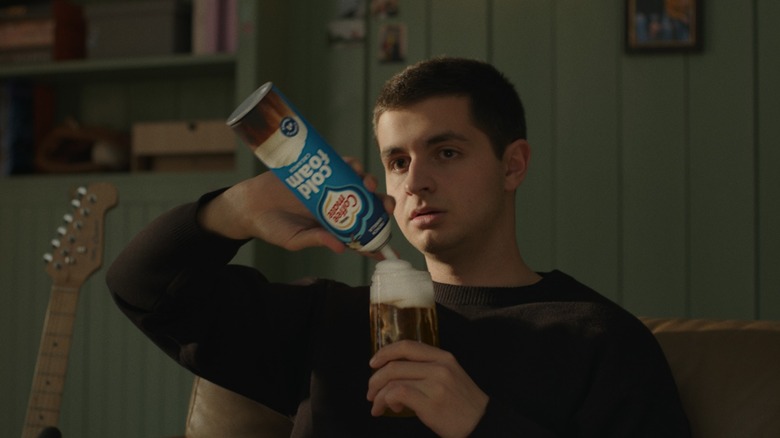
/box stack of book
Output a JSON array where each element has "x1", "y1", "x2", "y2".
[{"x1": 0, "y1": 0, "x2": 85, "y2": 64}]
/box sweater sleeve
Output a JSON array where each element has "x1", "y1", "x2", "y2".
[
  {"x1": 105, "y1": 190, "x2": 319, "y2": 415},
  {"x1": 106, "y1": 189, "x2": 245, "y2": 312}
]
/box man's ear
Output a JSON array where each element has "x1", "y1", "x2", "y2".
[{"x1": 503, "y1": 139, "x2": 531, "y2": 191}]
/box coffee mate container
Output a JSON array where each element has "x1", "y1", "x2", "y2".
[{"x1": 227, "y1": 82, "x2": 392, "y2": 252}]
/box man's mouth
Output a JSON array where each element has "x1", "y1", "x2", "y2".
[{"x1": 409, "y1": 207, "x2": 444, "y2": 226}]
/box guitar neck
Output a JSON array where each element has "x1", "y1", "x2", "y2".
[
  {"x1": 21, "y1": 284, "x2": 81, "y2": 438},
  {"x1": 22, "y1": 182, "x2": 117, "y2": 438}
]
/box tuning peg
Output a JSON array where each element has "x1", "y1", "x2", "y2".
[
  {"x1": 63, "y1": 214, "x2": 74, "y2": 223},
  {"x1": 76, "y1": 186, "x2": 87, "y2": 197},
  {"x1": 57, "y1": 226, "x2": 67, "y2": 236},
  {"x1": 43, "y1": 253, "x2": 53, "y2": 263},
  {"x1": 51, "y1": 238, "x2": 61, "y2": 248}
]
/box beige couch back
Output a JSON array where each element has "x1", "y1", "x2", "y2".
[
  {"x1": 184, "y1": 318, "x2": 780, "y2": 438},
  {"x1": 641, "y1": 317, "x2": 780, "y2": 438}
]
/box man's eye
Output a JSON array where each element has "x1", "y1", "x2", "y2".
[
  {"x1": 440, "y1": 149, "x2": 458, "y2": 159},
  {"x1": 390, "y1": 158, "x2": 409, "y2": 170}
]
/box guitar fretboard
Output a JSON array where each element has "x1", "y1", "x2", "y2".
[{"x1": 22, "y1": 285, "x2": 80, "y2": 438}]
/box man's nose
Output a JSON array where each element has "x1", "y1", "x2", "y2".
[{"x1": 404, "y1": 160, "x2": 435, "y2": 195}]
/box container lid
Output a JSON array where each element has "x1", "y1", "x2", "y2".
[{"x1": 226, "y1": 82, "x2": 274, "y2": 128}]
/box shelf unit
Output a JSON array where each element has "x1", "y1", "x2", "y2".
[
  {"x1": 0, "y1": 0, "x2": 266, "y2": 249},
  {"x1": 0, "y1": 3, "x2": 279, "y2": 436},
  {"x1": 0, "y1": 53, "x2": 237, "y2": 81}
]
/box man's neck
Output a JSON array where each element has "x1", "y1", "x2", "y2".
[{"x1": 425, "y1": 246, "x2": 541, "y2": 287}]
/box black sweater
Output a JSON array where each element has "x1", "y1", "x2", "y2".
[{"x1": 106, "y1": 198, "x2": 690, "y2": 437}]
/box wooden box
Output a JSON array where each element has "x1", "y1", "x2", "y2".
[{"x1": 131, "y1": 120, "x2": 235, "y2": 172}]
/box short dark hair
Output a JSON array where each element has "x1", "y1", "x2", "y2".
[{"x1": 373, "y1": 57, "x2": 526, "y2": 158}]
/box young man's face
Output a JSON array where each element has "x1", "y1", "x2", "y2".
[{"x1": 376, "y1": 96, "x2": 513, "y2": 259}]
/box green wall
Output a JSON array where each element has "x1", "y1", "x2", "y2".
[
  {"x1": 2, "y1": 0, "x2": 779, "y2": 436},
  {"x1": 271, "y1": 0, "x2": 780, "y2": 322}
]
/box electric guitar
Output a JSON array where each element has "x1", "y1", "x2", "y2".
[{"x1": 21, "y1": 182, "x2": 118, "y2": 438}]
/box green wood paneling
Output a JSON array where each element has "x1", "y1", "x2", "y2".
[
  {"x1": 758, "y1": 0, "x2": 780, "y2": 320},
  {"x1": 688, "y1": 0, "x2": 756, "y2": 319},
  {"x1": 620, "y1": 57, "x2": 689, "y2": 317},
  {"x1": 554, "y1": 0, "x2": 622, "y2": 301},
  {"x1": 493, "y1": 0, "x2": 557, "y2": 272},
  {"x1": 177, "y1": 76, "x2": 236, "y2": 120},
  {"x1": 430, "y1": 0, "x2": 488, "y2": 59}
]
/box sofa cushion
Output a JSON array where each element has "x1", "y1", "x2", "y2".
[
  {"x1": 642, "y1": 317, "x2": 780, "y2": 438},
  {"x1": 185, "y1": 377, "x2": 293, "y2": 438}
]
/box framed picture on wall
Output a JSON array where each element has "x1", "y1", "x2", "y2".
[{"x1": 626, "y1": 0, "x2": 702, "y2": 53}]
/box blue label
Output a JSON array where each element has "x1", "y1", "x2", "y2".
[{"x1": 270, "y1": 114, "x2": 389, "y2": 250}]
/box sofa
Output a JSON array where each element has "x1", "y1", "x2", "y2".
[{"x1": 180, "y1": 317, "x2": 780, "y2": 437}]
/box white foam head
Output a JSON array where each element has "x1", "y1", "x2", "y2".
[{"x1": 370, "y1": 259, "x2": 434, "y2": 308}]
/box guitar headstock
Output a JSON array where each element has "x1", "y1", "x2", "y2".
[{"x1": 44, "y1": 182, "x2": 118, "y2": 286}]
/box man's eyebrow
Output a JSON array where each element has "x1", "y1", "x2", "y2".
[
  {"x1": 380, "y1": 131, "x2": 469, "y2": 159},
  {"x1": 426, "y1": 131, "x2": 469, "y2": 145},
  {"x1": 380, "y1": 146, "x2": 404, "y2": 160}
]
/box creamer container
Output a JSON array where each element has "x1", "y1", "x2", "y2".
[{"x1": 227, "y1": 82, "x2": 391, "y2": 252}]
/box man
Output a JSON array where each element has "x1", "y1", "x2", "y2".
[{"x1": 107, "y1": 57, "x2": 690, "y2": 437}]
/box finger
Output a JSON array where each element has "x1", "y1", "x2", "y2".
[
  {"x1": 312, "y1": 230, "x2": 347, "y2": 253},
  {"x1": 343, "y1": 156, "x2": 365, "y2": 175},
  {"x1": 367, "y1": 359, "x2": 430, "y2": 401},
  {"x1": 370, "y1": 340, "x2": 442, "y2": 369},
  {"x1": 370, "y1": 379, "x2": 426, "y2": 416},
  {"x1": 343, "y1": 156, "x2": 380, "y2": 193},
  {"x1": 380, "y1": 193, "x2": 396, "y2": 215},
  {"x1": 280, "y1": 225, "x2": 345, "y2": 253}
]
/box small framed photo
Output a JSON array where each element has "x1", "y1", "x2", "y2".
[
  {"x1": 626, "y1": 0, "x2": 702, "y2": 53},
  {"x1": 378, "y1": 23, "x2": 407, "y2": 63}
]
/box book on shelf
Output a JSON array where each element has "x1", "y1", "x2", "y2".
[
  {"x1": 1, "y1": 81, "x2": 34, "y2": 175},
  {"x1": 0, "y1": 80, "x2": 54, "y2": 175},
  {"x1": 191, "y1": 0, "x2": 237, "y2": 55},
  {"x1": 0, "y1": 0, "x2": 85, "y2": 64}
]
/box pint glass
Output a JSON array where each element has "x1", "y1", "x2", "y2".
[{"x1": 370, "y1": 259, "x2": 439, "y2": 417}]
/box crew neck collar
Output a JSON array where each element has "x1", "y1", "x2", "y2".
[{"x1": 433, "y1": 270, "x2": 563, "y2": 306}]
